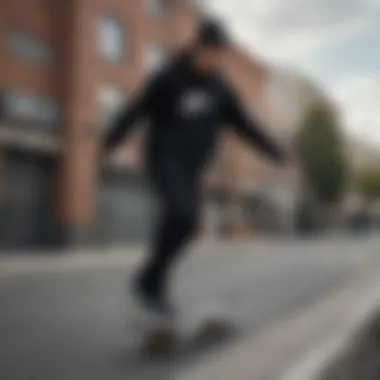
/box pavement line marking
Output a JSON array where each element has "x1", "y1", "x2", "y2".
[
  {"x1": 281, "y1": 284, "x2": 380, "y2": 380},
  {"x1": 281, "y1": 340, "x2": 339, "y2": 380}
]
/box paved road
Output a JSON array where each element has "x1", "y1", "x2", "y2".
[{"x1": 0, "y1": 237, "x2": 379, "y2": 380}]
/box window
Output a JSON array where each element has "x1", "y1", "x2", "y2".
[
  {"x1": 146, "y1": 0, "x2": 166, "y2": 17},
  {"x1": 8, "y1": 29, "x2": 53, "y2": 64},
  {"x1": 99, "y1": 84, "x2": 126, "y2": 126},
  {"x1": 3, "y1": 90, "x2": 60, "y2": 126},
  {"x1": 145, "y1": 44, "x2": 166, "y2": 73},
  {"x1": 99, "y1": 16, "x2": 125, "y2": 61}
]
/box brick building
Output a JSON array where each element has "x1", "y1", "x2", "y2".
[{"x1": 0, "y1": 0, "x2": 283, "y2": 249}]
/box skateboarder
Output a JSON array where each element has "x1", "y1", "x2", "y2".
[{"x1": 102, "y1": 18, "x2": 287, "y2": 320}]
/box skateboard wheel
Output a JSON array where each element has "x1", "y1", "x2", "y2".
[{"x1": 144, "y1": 329, "x2": 179, "y2": 354}]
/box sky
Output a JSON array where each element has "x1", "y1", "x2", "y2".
[{"x1": 205, "y1": 0, "x2": 380, "y2": 146}]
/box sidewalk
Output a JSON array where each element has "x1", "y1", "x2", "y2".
[
  {"x1": 1, "y1": 236, "x2": 379, "y2": 279},
  {"x1": 0, "y1": 246, "x2": 143, "y2": 279}
]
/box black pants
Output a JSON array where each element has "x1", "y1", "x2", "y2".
[{"x1": 138, "y1": 158, "x2": 201, "y2": 300}]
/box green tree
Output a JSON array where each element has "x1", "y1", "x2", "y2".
[
  {"x1": 357, "y1": 166, "x2": 380, "y2": 200},
  {"x1": 296, "y1": 103, "x2": 349, "y2": 204}
]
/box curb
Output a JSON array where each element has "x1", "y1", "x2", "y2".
[
  {"x1": 0, "y1": 240, "x2": 233, "y2": 279},
  {"x1": 282, "y1": 279, "x2": 380, "y2": 380},
  {"x1": 178, "y1": 259, "x2": 380, "y2": 380}
]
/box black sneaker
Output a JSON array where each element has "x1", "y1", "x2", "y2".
[{"x1": 130, "y1": 277, "x2": 177, "y2": 322}]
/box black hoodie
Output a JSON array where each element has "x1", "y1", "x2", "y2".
[{"x1": 105, "y1": 53, "x2": 285, "y2": 173}]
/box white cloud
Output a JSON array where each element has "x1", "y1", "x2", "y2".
[
  {"x1": 331, "y1": 74, "x2": 380, "y2": 145},
  {"x1": 205, "y1": 0, "x2": 378, "y2": 62},
  {"x1": 202, "y1": 0, "x2": 380, "y2": 146}
]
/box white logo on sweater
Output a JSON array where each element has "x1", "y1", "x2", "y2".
[{"x1": 179, "y1": 90, "x2": 213, "y2": 117}]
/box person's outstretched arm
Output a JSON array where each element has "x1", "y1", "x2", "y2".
[
  {"x1": 223, "y1": 84, "x2": 286, "y2": 165},
  {"x1": 103, "y1": 73, "x2": 163, "y2": 153}
]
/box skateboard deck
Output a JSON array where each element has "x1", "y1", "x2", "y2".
[
  {"x1": 140, "y1": 306, "x2": 236, "y2": 354},
  {"x1": 144, "y1": 317, "x2": 234, "y2": 354}
]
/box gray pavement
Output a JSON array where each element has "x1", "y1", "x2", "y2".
[{"x1": 0, "y1": 236, "x2": 379, "y2": 380}]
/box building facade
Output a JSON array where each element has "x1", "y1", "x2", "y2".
[{"x1": 0, "y1": 0, "x2": 284, "y2": 249}]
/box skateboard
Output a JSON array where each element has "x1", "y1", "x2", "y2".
[{"x1": 139, "y1": 304, "x2": 236, "y2": 354}]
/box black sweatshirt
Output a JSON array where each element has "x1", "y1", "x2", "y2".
[{"x1": 105, "y1": 54, "x2": 285, "y2": 172}]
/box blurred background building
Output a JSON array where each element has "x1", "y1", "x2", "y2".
[{"x1": 0, "y1": 0, "x2": 300, "y2": 250}]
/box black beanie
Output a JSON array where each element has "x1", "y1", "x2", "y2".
[{"x1": 196, "y1": 18, "x2": 230, "y2": 47}]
